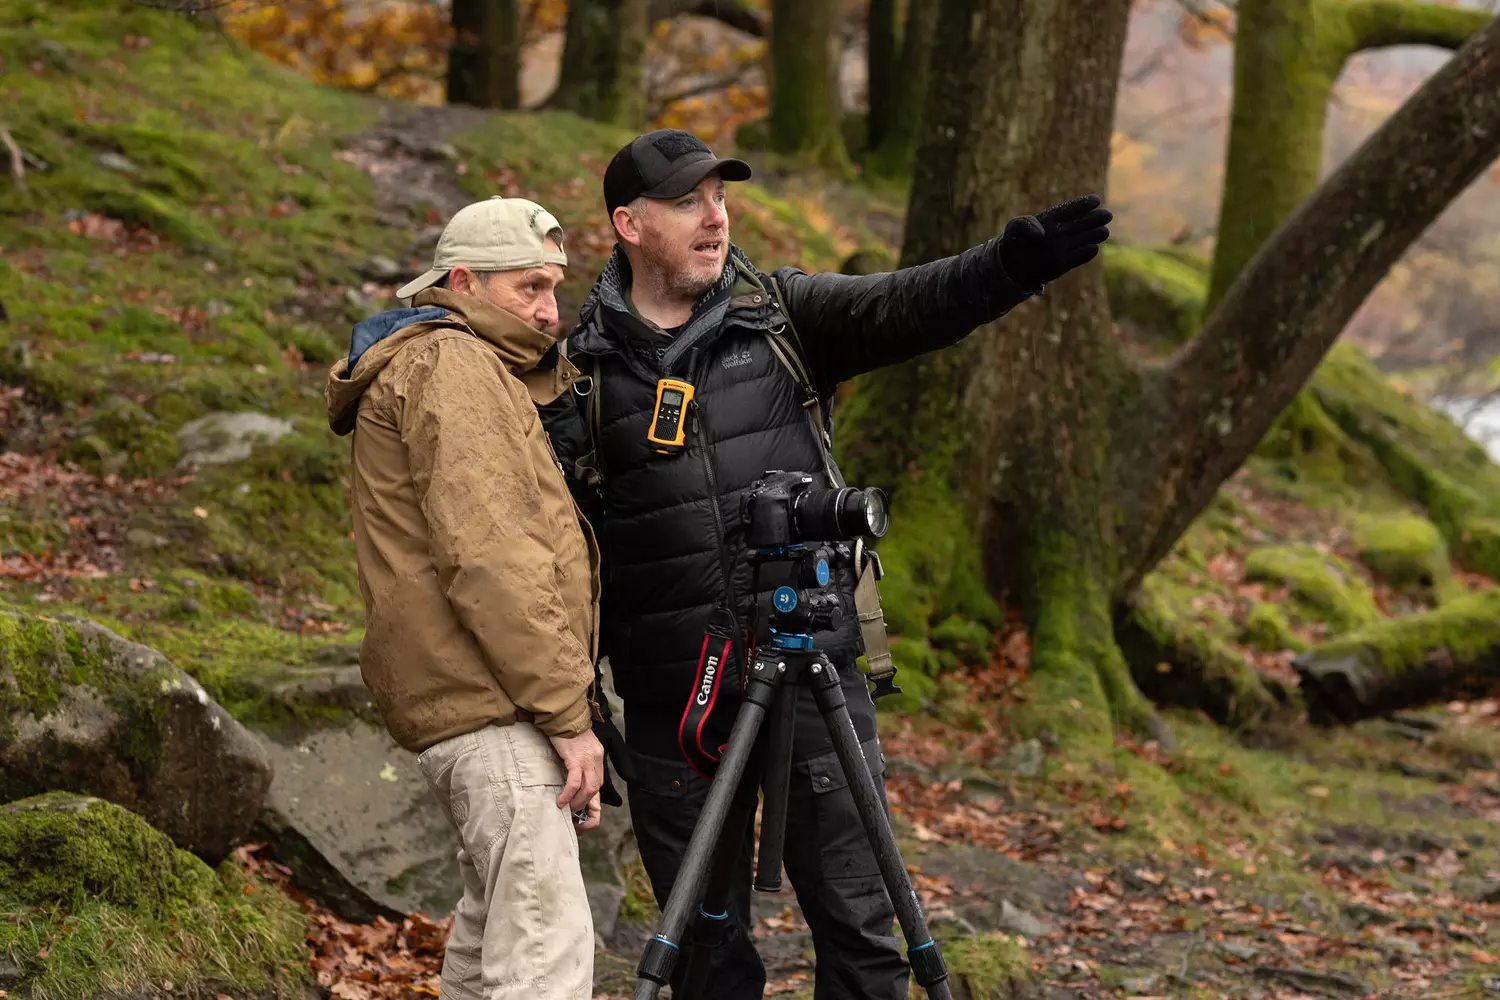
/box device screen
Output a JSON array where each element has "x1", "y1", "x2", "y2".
[{"x1": 661, "y1": 389, "x2": 684, "y2": 407}]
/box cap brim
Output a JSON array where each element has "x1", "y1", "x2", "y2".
[
  {"x1": 395, "y1": 267, "x2": 448, "y2": 300},
  {"x1": 644, "y1": 156, "x2": 753, "y2": 200}
]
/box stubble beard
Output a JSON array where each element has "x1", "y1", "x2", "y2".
[{"x1": 638, "y1": 237, "x2": 726, "y2": 305}]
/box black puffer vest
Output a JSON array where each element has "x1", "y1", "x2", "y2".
[{"x1": 556, "y1": 248, "x2": 863, "y2": 733}]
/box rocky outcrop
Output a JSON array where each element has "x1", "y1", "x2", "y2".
[
  {"x1": 0, "y1": 613, "x2": 273, "y2": 864},
  {"x1": 250, "y1": 718, "x2": 634, "y2": 938}
]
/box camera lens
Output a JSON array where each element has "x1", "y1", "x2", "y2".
[{"x1": 792, "y1": 487, "x2": 890, "y2": 541}]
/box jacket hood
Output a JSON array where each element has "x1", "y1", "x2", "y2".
[{"x1": 325, "y1": 287, "x2": 564, "y2": 435}]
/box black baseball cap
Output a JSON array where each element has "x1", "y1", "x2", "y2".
[{"x1": 603, "y1": 129, "x2": 752, "y2": 215}]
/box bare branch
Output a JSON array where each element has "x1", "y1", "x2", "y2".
[
  {"x1": 0, "y1": 127, "x2": 25, "y2": 193},
  {"x1": 650, "y1": 0, "x2": 767, "y2": 36},
  {"x1": 1344, "y1": 0, "x2": 1492, "y2": 54},
  {"x1": 1116, "y1": 14, "x2": 1500, "y2": 597}
]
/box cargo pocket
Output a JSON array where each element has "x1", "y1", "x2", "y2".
[{"x1": 794, "y1": 739, "x2": 887, "y2": 880}]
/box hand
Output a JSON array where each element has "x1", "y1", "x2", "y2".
[
  {"x1": 574, "y1": 793, "x2": 602, "y2": 834},
  {"x1": 549, "y1": 729, "x2": 604, "y2": 813},
  {"x1": 998, "y1": 194, "x2": 1113, "y2": 289}
]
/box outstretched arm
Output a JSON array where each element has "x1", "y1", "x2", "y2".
[{"x1": 777, "y1": 195, "x2": 1111, "y2": 388}]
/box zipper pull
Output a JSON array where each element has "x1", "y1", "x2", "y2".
[{"x1": 688, "y1": 399, "x2": 702, "y2": 436}]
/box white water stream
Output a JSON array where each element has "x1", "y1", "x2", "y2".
[{"x1": 1433, "y1": 396, "x2": 1500, "y2": 464}]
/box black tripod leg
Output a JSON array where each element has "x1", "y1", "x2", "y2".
[
  {"x1": 754, "y1": 674, "x2": 798, "y2": 892},
  {"x1": 678, "y1": 780, "x2": 758, "y2": 998},
  {"x1": 806, "y1": 657, "x2": 952, "y2": 1000},
  {"x1": 633, "y1": 657, "x2": 786, "y2": 1000}
]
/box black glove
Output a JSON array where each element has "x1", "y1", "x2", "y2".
[{"x1": 997, "y1": 194, "x2": 1113, "y2": 290}]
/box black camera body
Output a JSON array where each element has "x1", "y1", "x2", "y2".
[
  {"x1": 741, "y1": 471, "x2": 888, "y2": 649},
  {"x1": 741, "y1": 471, "x2": 889, "y2": 550}
]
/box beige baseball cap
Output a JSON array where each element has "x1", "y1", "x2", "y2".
[{"x1": 397, "y1": 196, "x2": 569, "y2": 300}]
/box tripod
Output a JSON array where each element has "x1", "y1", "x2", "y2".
[{"x1": 631, "y1": 634, "x2": 952, "y2": 999}]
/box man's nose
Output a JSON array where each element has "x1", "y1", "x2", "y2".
[
  {"x1": 536, "y1": 291, "x2": 559, "y2": 331},
  {"x1": 704, "y1": 199, "x2": 727, "y2": 230}
]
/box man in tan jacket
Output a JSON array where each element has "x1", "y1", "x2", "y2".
[{"x1": 326, "y1": 197, "x2": 603, "y2": 1000}]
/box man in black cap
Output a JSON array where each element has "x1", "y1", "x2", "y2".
[{"x1": 545, "y1": 129, "x2": 1110, "y2": 999}]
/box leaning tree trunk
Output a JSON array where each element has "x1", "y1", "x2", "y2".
[
  {"x1": 548, "y1": 0, "x2": 651, "y2": 125},
  {"x1": 1207, "y1": 0, "x2": 1490, "y2": 311},
  {"x1": 865, "y1": 0, "x2": 939, "y2": 176},
  {"x1": 447, "y1": 0, "x2": 522, "y2": 109},
  {"x1": 840, "y1": 5, "x2": 1500, "y2": 743},
  {"x1": 768, "y1": 0, "x2": 853, "y2": 174}
]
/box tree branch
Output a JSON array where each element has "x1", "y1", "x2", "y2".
[
  {"x1": 1116, "y1": 14, "x2": 1500, "y2": 600},
  {"x1": 0, "y1": 127, "x2": 25, "y2": 193},
  {"x1": 1343, "y1": 0, "x2": 1491, "y2": 53},
  {"x1": 649, "y1": 0, "x2": 767, "y2": 37}
]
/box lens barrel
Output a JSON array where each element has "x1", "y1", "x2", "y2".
[{"x1": 792, "y1": 487, "x2": 889, "y2": 541}]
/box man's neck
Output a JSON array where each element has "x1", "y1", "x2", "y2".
[{"x1": 627, "y1": 279, "x2": 696, "y2": 331}]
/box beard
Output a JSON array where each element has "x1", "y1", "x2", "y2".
[{"x1": 637, "y1": 233, "x2": 727, "y2": 303}]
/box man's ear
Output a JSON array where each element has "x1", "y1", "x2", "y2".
[
  {"x1": 612, "y1": 205, "x2": 643, "y2": 248},
  {"x1": 448, "y1": 265, "x2": 477, "y2": 296}
]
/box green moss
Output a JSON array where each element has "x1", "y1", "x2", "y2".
[
  {"x1": 1241, "y1": 602, "x2": 1305, "y2": 653},
  {"x1": 1119, "y1": 575, "x2": 1283, "y2": 727},
  {"x1": 877, "y1": 638, "x2": 941, "y2": 715},
  {"x1": 930, "y1": 615, "x2": 994, "y2": 666},
  {"x1": 1311, "y1": 345, "x2": 1500, "y2": 569},
  {"x1": 616, "y1": 855, "x2": 659, "y2": 923},
  {"x1": 1243, "y1": 544, "x2": 1382, "y2": 633},
  {"x1": 1255, "y1": 389, "x2": 1380, "y2": 487},
  {"x1": 0, "y1": 794, "x2": 309, "y2": 1000},
  {"x1": 1459, "y1": 515, "x2": 1500, "y2": 581},
  {"x1": 1308, "y1": 588, "x2": 1500, "y2": 673},
  {"x1": 1101, "y1": 243, "x2": 1207, "y2": 348},
  {"x1": 1352, "y1": 512, "x2": 1462, "y2": 603},
  {"x1": 0, "y1": 792, "x2": 213, "y2": 911},
  {"x1": 937, "y1": 932, "x2": 1034, "y2": 999}
]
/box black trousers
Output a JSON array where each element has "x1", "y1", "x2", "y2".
[{"x1": 624, "y1": 672, "x2": 909, "y2": 1000}]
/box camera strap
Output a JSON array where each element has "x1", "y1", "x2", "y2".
[{"x1": 765, "y1": 277, "x2": 897, "y2": 691}]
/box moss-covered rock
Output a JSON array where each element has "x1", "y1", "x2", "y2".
[
  {"x1": 1241, "y1": 602, "x2": 1305, "y2": 653},
  {"x1": 1460, "y1": 516, "x2": 1500, "y2": 582},
  {"x1": 0, "y1": 792, "x2": 214, "y2": 912},
  {"x1": 1244, "y1": 544, "x2": 1382, "y2": 633},
  {"x1": 931, "y1": 615, "x2": 994, "y2": 666},
  {"x1": 1294, "y1": 589, "x2": 1500, "y2": 724},
  {"x1": 1101, "y1": 243, "x2": 1206, "y2": 349},
  {"x1": 0, "y1": 611, "x2": 272, "y2": 863},
  {"x1": 1117, "y1": 576, "x2": 1285, "y2": 727},
  {"x1": 1352, "y1": 512, "x2": 1463, "y2": 604},
  {"x1": 0, "y1": 793, "x2": 309, "y2": 1000}
]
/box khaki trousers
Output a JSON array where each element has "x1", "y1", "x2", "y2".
[{"x1": 416, "y1": 722, "x2": 594, "y2": 1000}]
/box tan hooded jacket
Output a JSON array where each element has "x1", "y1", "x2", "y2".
[{"x1": 326, "y1": 287, "x2": 599, "y2": 752}]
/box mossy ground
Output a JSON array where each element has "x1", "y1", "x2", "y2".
[
  {"x1": 0, "y1": 794, "x2": 308, "y2": 1000},
  {"x1": 0, "y1": 0, "x2": 852, "y2": 733}
]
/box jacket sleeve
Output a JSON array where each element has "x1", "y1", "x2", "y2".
[
  {"x1": 399, "y1": 337, "x2": 593, "y2": 739},
  {"x1": 773, "y1": 235, "x2": 1039, "y2": 390}
]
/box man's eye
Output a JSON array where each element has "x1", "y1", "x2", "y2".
[{"x1": 678, "y1": 198, "x2": 694, "y2": 207}]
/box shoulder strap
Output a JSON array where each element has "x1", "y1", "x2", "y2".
[{"x1": 764, "y1": 277, "x2": 898, "y2": 692}]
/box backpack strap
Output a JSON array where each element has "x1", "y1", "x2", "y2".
[{"x1": 764, "y1": 276, "x2": 899, "y2": 694}]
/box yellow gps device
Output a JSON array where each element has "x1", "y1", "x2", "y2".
[{"x1": 648, "y1": 378, "x2": 694, "y2": 454}]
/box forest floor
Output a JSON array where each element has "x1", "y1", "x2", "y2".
[{"x1": 4, "y1": 4, "x2": 1500, "y2": 1000}]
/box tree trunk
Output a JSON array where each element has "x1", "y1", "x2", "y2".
[
  {"x1": 447, "y1": 0, "x2": 522, "y2": 109},
  {"x1": 865, "y1": 0, "x2": 939, "y2": 176},
  {"x1": 840, "y1": 5, "x2": 1500, "y2": 740},
  {"x1": 866, "y1": 0, "x2": 899, "y2": 152},
  {"x1": 1206, "y1": 0, "x2": 1490, "y2": 311},
  {"x1": 548, "y1": 0, "x2": 651, "y2": 125},
  {"x1": 768, "y1": 0, "x2": 852, "y2": 174},
  {"x1": 1294, "y1": 590, "x2": 1500, "y2": 724},
  {"x1": 843, "y1": 0, "x2": 1151, "y2": 742}
]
